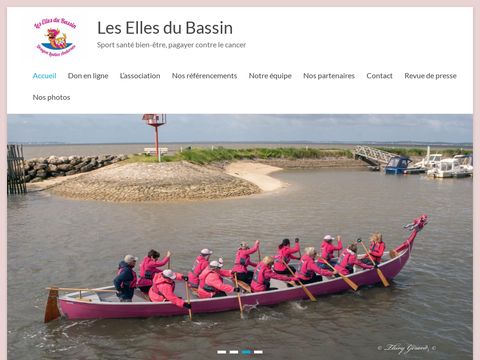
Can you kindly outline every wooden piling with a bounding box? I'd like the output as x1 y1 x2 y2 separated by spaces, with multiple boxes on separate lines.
7 144 27 195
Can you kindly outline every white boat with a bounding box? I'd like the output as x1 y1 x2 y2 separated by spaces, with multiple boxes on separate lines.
414 146 442 170
453 154 473 176
427 158 471 178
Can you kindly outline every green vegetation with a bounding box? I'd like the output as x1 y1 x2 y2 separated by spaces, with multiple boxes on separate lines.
377 147 472 157
128 146 473 165
130 147 353 165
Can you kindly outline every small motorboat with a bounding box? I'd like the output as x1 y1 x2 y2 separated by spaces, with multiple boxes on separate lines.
384 156 425 175
44 215 428 322
413 146 442 170
453 154 473 176
427 158 471 178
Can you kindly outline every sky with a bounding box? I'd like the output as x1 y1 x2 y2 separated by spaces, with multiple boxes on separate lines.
7 114 473 144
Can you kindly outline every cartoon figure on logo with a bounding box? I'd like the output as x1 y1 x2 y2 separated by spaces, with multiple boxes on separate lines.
43 28 70 50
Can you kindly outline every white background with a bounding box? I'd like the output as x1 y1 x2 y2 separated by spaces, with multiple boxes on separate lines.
7 7 473 114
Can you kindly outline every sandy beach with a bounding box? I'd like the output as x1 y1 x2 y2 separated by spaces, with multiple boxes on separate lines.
224 161 285 192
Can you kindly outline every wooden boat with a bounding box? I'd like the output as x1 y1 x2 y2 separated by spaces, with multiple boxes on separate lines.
46 215 428 321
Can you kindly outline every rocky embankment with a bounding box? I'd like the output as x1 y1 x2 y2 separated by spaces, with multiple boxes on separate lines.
49 161 261 202
22 155 128 183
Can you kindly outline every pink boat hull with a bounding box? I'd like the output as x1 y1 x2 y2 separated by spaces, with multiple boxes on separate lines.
59 216 426 320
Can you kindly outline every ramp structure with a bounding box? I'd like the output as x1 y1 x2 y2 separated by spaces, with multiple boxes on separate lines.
352 145 398 168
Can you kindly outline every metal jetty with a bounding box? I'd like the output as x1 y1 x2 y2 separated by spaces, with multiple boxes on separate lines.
352 145 398 171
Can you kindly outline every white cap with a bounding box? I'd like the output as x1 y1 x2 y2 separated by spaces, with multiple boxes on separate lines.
201 248 213 255
323 235 335 241
162 269 176 280
124 255 138 264
209 260 223 269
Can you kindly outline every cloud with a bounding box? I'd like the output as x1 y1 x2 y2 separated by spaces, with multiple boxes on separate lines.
7 114 472 143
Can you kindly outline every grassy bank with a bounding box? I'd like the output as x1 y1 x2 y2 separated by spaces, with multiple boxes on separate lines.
127 147 473 165
128 147 352 165
376 147 472 158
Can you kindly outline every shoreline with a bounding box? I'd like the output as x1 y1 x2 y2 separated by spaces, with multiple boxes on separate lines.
28 157 366 202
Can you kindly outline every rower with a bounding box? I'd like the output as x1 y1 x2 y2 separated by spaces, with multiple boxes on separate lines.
137 249 171 294
198 260 240 298
149 269 191 310
319 235 343 269
251 256 295 292
361 233 385 265
187 248 213 289
273 238 301 274
335 244 373 275
295 247 335 284
113 254 138 302
232 240 260 284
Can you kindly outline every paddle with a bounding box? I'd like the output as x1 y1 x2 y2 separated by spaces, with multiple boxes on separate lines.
44 287 118 323
237 280 252 293
233 273 244 319
184 281 193 321
357 238 390 287
281 259 316 302
319 258 358 291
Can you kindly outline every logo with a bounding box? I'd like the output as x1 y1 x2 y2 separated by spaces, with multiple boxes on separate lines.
34 17 76 57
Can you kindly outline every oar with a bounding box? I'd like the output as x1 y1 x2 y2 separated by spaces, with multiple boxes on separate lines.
257 243 262 263
45 287 117 293
184 281 193 321
281 259 316 302
233 273 244 319
237 280 252 293
357 238 390 287
319 258 358 291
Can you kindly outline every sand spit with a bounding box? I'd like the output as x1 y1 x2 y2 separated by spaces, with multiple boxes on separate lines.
48 161 262 202
224 161 285 192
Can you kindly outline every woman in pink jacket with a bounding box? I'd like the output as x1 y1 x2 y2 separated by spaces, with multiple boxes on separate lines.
232 240 260 285
149 269 191 310
319 235 343 269
137 249 171 294
361 233 386 265
252 256 295 292
198 260 240 299
295 247 335 284
187 248 213 288
335 244 373 275
273 238 300 275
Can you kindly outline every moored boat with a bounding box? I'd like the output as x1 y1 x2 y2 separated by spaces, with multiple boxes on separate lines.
47 215 428 321
427 158 471 178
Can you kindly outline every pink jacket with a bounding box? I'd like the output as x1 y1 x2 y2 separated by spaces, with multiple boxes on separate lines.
136 256 170 288
148 272 185 308
295 254 333 280
197 268 233 298
273 242 300 272
335 249 373 275
363 241 385 263
232 242 259 273
187 255 210 287
251 263 292 292
321 239 343 261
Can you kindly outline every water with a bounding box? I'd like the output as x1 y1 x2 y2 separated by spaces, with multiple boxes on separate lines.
8 168 472 359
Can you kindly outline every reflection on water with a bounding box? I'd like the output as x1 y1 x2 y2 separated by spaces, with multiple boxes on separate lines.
8 169 472 359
